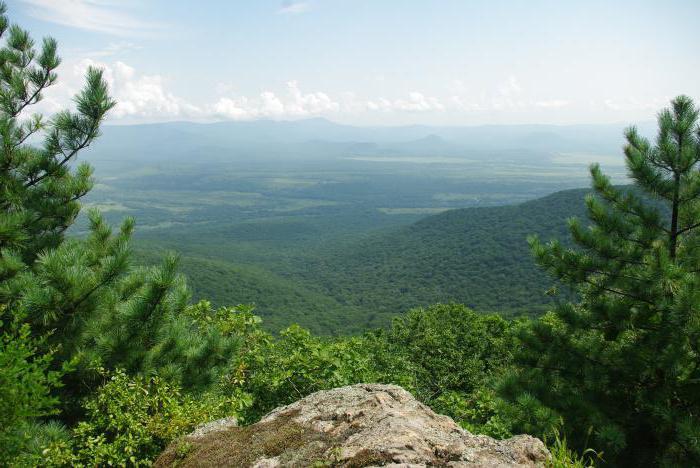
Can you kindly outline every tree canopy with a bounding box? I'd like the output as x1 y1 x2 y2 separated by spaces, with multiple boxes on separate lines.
501 96 700 466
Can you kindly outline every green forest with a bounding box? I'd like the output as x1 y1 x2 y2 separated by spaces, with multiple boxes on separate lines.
134 188 590 334
2 4 700 467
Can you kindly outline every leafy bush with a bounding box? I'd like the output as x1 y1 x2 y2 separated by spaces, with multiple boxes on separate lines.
385 304 516 435
229 324 413 421
432 389 512 439
0 307 67 465
42 369 251 467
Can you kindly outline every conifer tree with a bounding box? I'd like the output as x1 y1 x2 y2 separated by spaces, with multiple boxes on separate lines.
0 0 114 452
0 1 236 439
501 96 700 465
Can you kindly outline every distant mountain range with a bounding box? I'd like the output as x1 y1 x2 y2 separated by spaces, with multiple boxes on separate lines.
88 118 657 162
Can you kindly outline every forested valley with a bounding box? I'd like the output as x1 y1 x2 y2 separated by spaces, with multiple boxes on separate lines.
2 3 700 467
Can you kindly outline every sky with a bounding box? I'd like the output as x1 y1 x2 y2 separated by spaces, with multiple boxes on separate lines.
6 0 700 126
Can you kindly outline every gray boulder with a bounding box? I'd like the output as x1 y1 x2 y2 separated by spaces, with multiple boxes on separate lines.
156 384 549 467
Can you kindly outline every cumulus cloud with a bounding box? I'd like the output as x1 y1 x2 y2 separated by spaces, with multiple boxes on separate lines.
285 81 339 115
20 0 163 37
35 58 343 122
212 81 339 120
394 92 444 112
213 96 253 120
448 95 483 112
32 61 593 123
491 75 524 110
277 1 310 14
259 91 285 117
366 92 444 113
73 59 201 119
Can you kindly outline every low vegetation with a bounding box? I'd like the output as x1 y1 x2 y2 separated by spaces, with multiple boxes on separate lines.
1 4 698 467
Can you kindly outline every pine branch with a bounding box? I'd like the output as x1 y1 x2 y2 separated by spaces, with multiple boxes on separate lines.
584 278 655 305
9 67 52 118
677 220 700 236
23 121 98 188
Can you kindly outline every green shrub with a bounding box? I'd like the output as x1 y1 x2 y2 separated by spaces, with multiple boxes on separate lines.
42 369 251 466
546 430 603 468
432 388 512 439
0 308 67 465
231 324 412 421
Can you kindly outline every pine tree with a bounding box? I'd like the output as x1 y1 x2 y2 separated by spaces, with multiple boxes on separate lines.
500 96 700 466
0 0 237 438
0 0 114 452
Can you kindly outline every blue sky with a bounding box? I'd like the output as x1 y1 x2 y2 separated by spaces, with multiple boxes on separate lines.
7 0 700 125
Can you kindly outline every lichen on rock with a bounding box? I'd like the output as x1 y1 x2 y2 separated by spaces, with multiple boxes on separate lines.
155 384 550 467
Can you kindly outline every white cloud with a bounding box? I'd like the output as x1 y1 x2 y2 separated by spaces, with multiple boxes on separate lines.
498 76 522 97
212 81 339 120
366 92 444 113
74 59 201 119
395 92 444 112
260 91 286 117
34 59 344 122
20 0 163 37
603 99 621 111
277 1 310 14
285 81 339 115
365 98 391 112
492 75 524 110
213 96 253 120
535 99 569 108
448 95 483 111
32 61 630 123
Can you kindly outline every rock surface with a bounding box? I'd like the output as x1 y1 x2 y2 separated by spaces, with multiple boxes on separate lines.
188 416 238 440
155 384 549 467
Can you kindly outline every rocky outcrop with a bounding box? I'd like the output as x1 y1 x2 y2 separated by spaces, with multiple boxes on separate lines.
156 384 549 467
188 416 238 440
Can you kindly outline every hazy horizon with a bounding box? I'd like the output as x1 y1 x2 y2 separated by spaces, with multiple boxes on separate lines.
99 115 658 129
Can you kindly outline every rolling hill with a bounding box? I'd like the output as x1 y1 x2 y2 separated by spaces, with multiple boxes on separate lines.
288 187 591 330
143 187 594 333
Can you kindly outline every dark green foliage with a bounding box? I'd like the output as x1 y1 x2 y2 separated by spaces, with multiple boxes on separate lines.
0 3 689 467
136 249 367 335
0 1 114 457
384 304 516 437
290 192 587 329
82 118 611 335
0 310 65 465
0 3 241 461
42 369 249 467
217 303 515 438
387 303 514 397
502 96 700 466
226 323 413 421
132 189 590 335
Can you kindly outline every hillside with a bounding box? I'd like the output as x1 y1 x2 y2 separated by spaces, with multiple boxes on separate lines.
134 250 363 334
145 188 593 333
288 188 591 329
